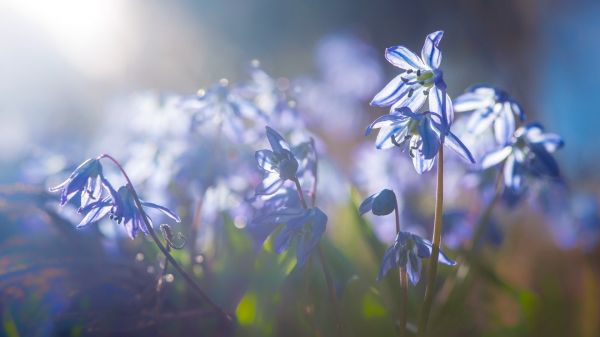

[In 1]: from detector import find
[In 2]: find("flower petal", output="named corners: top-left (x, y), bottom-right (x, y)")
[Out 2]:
top-left (266, 126), bottom-right (291, 153)
top-left (493, 102), bottom-right (516, 145)
top-left (140, 200), bottom-right (181, 222)
top-left (385, 46), bottom-right (426, 70)
top-left (421, 31), bottom-right (444, 69)
top-left (445, 131), bottom-right (476, 163)
top-left (391, 87), bottom-right (428, 112)
top-left (406, 252), bottom-right (422, 285)
top-left (370, 74), bottom-right (410, 107)
top-left (411, 137), bottom-right (436, 174)
top-left (481, 146), bottom-right (512, 169)
top-left (358, 193), bottom-right (376, 216)
top-left (418, 118), bottom-right (440, 159)
top-left (365, 114), bottom-right (406, 136)
top-left (77, 200), bottom-right (112, 228)
top-left (255, 149), bottom-right (278, 172)
top-left (255, 173), bottom-right (284, 195)
top-left (453, 92), bottom-right (491, 112)
top-left (429, 87), bottom-right (454, 126)
top-left (375, 125), bottom-right (407, 150)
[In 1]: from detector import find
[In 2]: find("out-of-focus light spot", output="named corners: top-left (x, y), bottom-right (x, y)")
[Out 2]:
top-left (234, 216), bottom-right (246, 229)
top-left (2, 0), bottom-right (132, 80)
top-left (195, 254), bottom-right (205, 264)
top-left (219, 78), bottom-right (229, 87)
top-left (197, 88), bottom-right (206, 97)
top-left (236, 292), bottom-right (257, 325)
top-left (135, 253), bottom-right (145, 262)
top-left (165, 274), bottom-right (175, 283)
top-left (361, 290), bottom-right (386, 318)
top-left (251, 59), bottom-right (261, 68)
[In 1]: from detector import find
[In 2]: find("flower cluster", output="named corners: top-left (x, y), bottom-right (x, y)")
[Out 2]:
top-left (250, 126), bottom-right (325, 268)
top-left (367, 31), bottom-right (474, 174)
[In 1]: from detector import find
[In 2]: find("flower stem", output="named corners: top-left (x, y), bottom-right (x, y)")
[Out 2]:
top-left (292, 177), bottom-right (343, 337)
top-left (394, 203), bottom-right (408, 337)
top-left (418, 146), bottom-right (444, 336)
top-left (469, 168), bottom-right (504, 251)
top-left (99, 154), bottom-right (233, 322)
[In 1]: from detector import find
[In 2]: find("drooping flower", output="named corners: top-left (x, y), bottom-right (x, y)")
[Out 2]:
top-left (77, 184), bottom-right (181, 239)
top-left (273, 207), bottom-right (327, 268)
top-left (454, 85), bottom-right (525, 145)
top-left (250, 204), bottom-right (327, 267)
top-left (49, 158), bottom-right (106, 208)
top-left (371, 31), bottom-right (453, 125)
top-left (365, 107), bottom-right (474, 173)
top-left (480, 123), bottom-right (564, 203)
top-left (255, 126), bottom-right (314, 195)
top-left (378, 231), bottom-right (456, 284)
top-left (359, 189), bottom-right (397, 216)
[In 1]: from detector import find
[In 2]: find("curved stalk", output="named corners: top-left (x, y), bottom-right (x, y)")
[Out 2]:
top-left (418, 146), bottom-right (444, 335)
top-left (98, 154), bottom-right (232, 322)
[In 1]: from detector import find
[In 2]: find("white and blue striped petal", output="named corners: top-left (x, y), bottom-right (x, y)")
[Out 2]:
top-left (421, 31), bottom-right (444, 69)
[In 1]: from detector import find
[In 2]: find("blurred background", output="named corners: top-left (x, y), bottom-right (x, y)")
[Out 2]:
top-left (1, 0), bottom-right (599, 336)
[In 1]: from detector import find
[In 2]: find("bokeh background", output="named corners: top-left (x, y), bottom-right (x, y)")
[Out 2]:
top-left (1, 1), bottom-right (599, 336)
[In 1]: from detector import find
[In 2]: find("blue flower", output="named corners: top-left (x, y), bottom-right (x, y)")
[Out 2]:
top-left (78, 185), bottom-right (181, 239)
top-left (480, 123), bottom-right (564, 201)
top-left (371, 31), bottom-right (453, 125)
top-left (359, 189), bottom-right (397, 216)
top-left (49, 158), bottom-right (106, 209)
top-left (247, 187), bottom-right (301, 246)
top-left (365, 107), bottom-right (474, 174)
top-left (255, 126), bottom-right (300, 195)
top-left (273, 207), bottom-right (327, 268)
top-left (454, 85), bottom-right (525, 145)
top-left (250, 205), bottom-right (327, 268)
top-left (378, 231), bottom-right (456, 284)
top-left (180, 79), bottom-right (262, 141)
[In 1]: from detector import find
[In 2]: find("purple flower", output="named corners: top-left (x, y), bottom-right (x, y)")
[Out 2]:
top-left (378, 231), bottom-right (456, 284)
top-left (49, 158), bottom-right (106, 209)
top-left (78, 184), bottom-right (181, 239)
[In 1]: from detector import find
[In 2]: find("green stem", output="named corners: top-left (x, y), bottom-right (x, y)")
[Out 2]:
top-left (418, 146), bottom-right (444, 336)
top-left (292, 177), bottom-right (343, 337)
top-left (99, 154), bottom-right (233, 322)
top-left (394, 203), bottom-right (408, 337)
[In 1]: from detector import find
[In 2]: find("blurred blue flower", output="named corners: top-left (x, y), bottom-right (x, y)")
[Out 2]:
top-left (359, 189), bottom-right (397, 216)
top-left (366, 107), bottom-right (474, 173)
top-left (181, 79), bottom-right (262, 142)
top-left (250, 205), bottom-right (327, 268)
top-left (49, 158), bottom-right (106, 209)
top-left (273, 207), bottom-right (327, 268)
top-left (454, 85), bottom-right (525, 145)
top-left (480, 123), bottom-right (564, 202)
top-left (371, 31), bottom-right (453, 125)
top-left (378, 231), bottom-right (456, 284)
